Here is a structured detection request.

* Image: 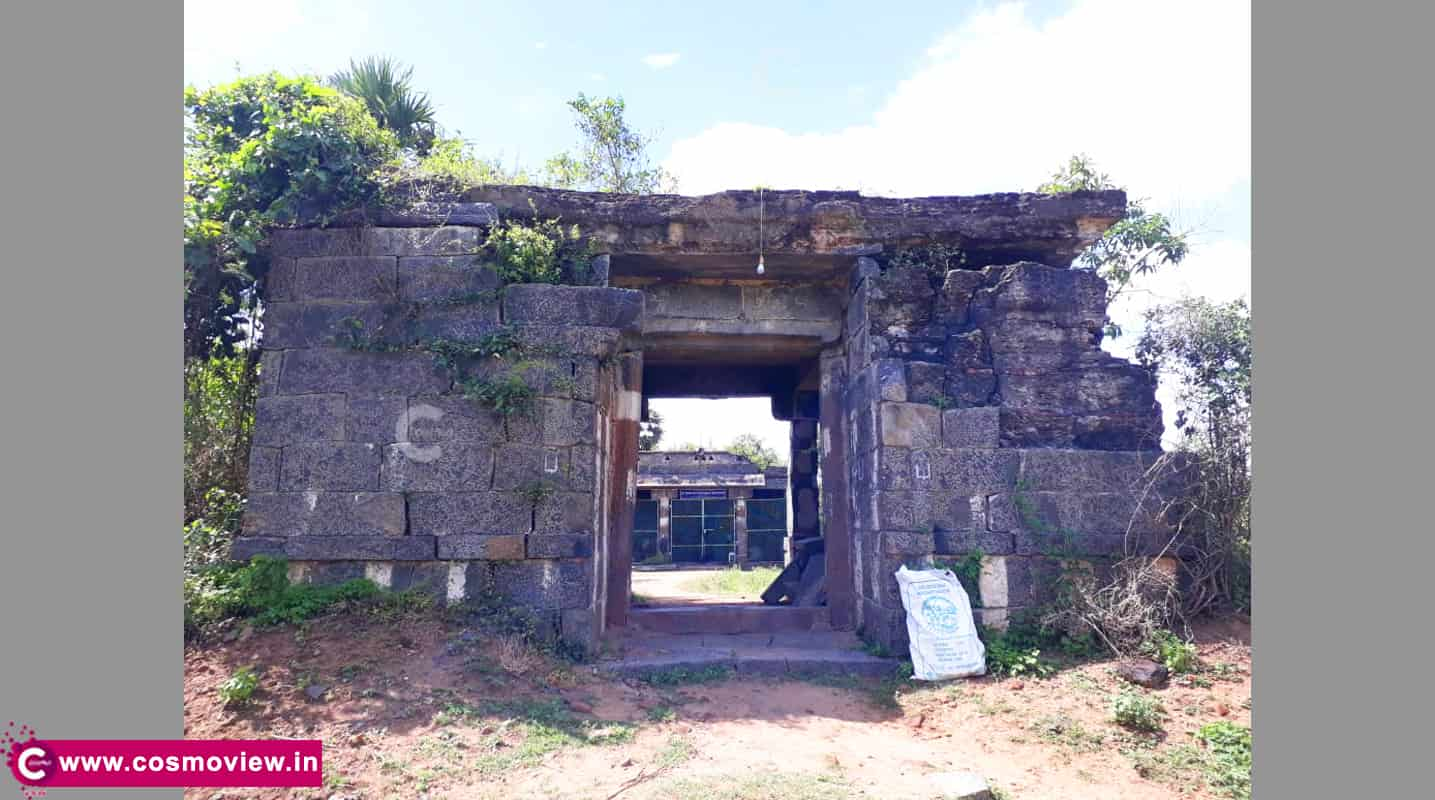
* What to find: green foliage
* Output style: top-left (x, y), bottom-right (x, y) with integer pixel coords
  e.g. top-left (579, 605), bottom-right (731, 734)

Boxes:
top-left (1196, 721), bottom-right (1253, 800)
top-left (1137, 297), bottom-right (1251, 442)
top-left (1038, 154), bottom-right (1189, 336)
top-left (938, 550), bottom-right (985, 608)
top-left (979, 622), bottom-right (1097, 678)
top-left (184, 73), bottom-right (399, 357)
top-left (409, 137), bottom-right (532, 187)
top-left (727, 433), bottom-right (784, 471)
top-left (461, 368), bottom-right (538, 418)
top-left (884, 243), bottom-right (967, 280)
top-left (329, 56), bottom-right (436, 153)
top-left (985, 639), bottom-right (1054, 679)
top-left (1137, 298), bottom-right (1252, 616)
top-left (184, 488), bottom-right (245, 575)
top-left (184, 353), bottom-right (259, 519)
top-left (544, 94), bottom-right (675, 193)
top-left (1111, 690), bottom-right (1165, 732)
top-left (486, 211), bottom-right (595, 285)
top-left (185, 556), bottom-right (380, 633)
top-left (639, 409), bottom-right (665, 450)
top-left (458, 698), bottom-right (635, 773)
top-left (518, 480), bottom-right (557, 510)
top-left (424, 329), bottom-right (522, 370)
top-left (218, 666), bottom-right (259, 707)
top-left (681, 566), bottom-right (783, 598)
top-left (637, 665), bottom-right (736, 687)
top-left (1144, 629), bottom-right (1200, 674)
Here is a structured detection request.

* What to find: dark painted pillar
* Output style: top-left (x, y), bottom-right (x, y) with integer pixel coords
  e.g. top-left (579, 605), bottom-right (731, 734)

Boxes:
top-left (788, 418), bottom-right (821, 560)
top-left (819, 347), bottom-right (856, 629)
top-left (603, 351), bottom-right (642, 630)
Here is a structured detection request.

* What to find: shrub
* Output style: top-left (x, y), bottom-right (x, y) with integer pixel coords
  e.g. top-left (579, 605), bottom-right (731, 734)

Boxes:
top-left (1145, 629), bottom-right (1200, 674)
top-left (485, 210), bottom-right (596, 286)
top-left (184, 72), bottom-right (399, 358)
top-left (185, 556), bottom-right (381, 633)
top-left (218, 666), bottom-right (259, 707)
top-left (985, 638), bottom-right (1054, 679)
top-left (183, 355), bottom-right (258, 521)
top-left (461, 369), bottom-right (538, 418)
top-left (1112, 690), bottom-right (1165, 732)
top-left (407, 137), bottom-right (532, 188)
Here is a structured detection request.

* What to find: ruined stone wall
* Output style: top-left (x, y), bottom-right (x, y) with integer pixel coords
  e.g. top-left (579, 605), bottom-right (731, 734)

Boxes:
top-left (843, 257), bottom-right (1174, 649)
top-left (233, 225), bottom-right (642, 652)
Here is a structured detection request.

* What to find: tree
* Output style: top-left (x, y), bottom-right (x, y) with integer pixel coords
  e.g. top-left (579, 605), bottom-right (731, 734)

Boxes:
top-left (1038, 154), bottom-right (1190, 336)
top-left (639, 410), bottom-right (664, 450)
top-left (1136, 297), bottom-right (1251, 615)
top-left (728, 434), bottom-right (784, 471)
top-left (544, 94), bottom-right (675, 193)
top-left (329, 56), bottom-right (438, 154)
top-left (184, 73), bottom-right (399, 359)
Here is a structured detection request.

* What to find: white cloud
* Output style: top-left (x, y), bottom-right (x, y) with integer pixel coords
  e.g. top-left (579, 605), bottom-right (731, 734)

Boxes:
top-left (642, 52), bottom-right (682, 69)
top-left (662, 0), bottom-right (1250, 448)
top-left (663, 0), bottom-right (1249, 214)
top-left (534, 41), bottom-right (548, 50)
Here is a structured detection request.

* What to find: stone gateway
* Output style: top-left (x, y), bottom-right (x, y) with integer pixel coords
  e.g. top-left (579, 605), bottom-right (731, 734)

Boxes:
top-left (236, 186), bottom-right (1182, 653)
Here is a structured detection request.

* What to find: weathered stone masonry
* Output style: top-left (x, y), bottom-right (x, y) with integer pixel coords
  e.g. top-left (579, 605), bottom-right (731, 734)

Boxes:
top-left (237, 223), bottom-right (644, 651)
top-left (236, 187), bottom-right (1182, 654)
top-left (843, 258), bottom-right (1173, 648)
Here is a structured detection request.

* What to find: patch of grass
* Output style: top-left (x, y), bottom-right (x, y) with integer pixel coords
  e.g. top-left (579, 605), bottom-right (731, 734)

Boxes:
top-left (655, 770), bottom-right (856, 800)
top-left (1031, 713), bottom-right (1107, 753)
top-left (655, 736), bottom-right (696, 770)
top-left (1112, 690), bottom-right (1166, 732)
top-left (471, 698), bottom-right (635, 773)
top-left (186, 556), bottom-right (382, 630)
top-left (631, 592), bottom-right (654, 607)
top-left (636, 664), bottom-right (736, 687)
top-left (218, 666), bottom-right (258, 707)
top-left (681, 566), bottom-right (782, 598)
top-left (1196, 721), bottom-right (1252, 800)
top-left (646, 704), bottom-right (678, 722)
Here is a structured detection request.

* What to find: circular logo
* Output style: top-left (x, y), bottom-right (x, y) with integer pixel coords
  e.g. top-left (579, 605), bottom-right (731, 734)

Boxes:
top-left (11, 740), bottom-right (57, 785)
top-left (920, 596), bottom-right (961, 634)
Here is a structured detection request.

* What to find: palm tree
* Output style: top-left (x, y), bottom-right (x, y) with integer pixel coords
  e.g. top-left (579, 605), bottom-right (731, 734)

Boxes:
top-left (329, 56), bottom-right (437, 153)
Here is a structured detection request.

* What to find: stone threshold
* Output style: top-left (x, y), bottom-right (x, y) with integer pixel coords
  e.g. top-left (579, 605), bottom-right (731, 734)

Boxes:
top-left (595, 629), bottom-right (899, 679)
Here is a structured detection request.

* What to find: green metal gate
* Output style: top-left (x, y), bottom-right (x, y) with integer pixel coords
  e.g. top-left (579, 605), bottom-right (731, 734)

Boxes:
top-left (670, 497), bottom-right (735, 564)
top-left (633, 499), bottom-right (660, 563)
top-left (745, 498), bottom-right (787, 563)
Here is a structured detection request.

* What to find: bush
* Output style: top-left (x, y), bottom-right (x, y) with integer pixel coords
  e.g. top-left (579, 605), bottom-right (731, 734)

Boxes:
top-left (485, 214), bottom-right (594, 286)
top-left (184, 355), bottom-right (258, 522)
top-left (985, 638), bottom-right (1053, 679)
top-left (407, 137), bottom-right (531, 188)
top-left (1145, 629), bottom-right (1200, 674)
top-left (185, 556), bottom-right (381, 633)
top-left (184, 72), bottom-right (399, 358)
top-left (1112, 690), bottom-right (1165, 732)
top-left (218, 666), bottom-right (259, 707)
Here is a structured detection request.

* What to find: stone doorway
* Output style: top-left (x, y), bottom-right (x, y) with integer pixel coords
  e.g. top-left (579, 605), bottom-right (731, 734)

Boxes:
top-left (599, 256), bottom-right (857, 636)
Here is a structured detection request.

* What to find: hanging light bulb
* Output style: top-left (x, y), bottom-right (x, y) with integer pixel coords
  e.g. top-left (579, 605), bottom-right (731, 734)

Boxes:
top-left (755, 187), bottom-right (766, 275)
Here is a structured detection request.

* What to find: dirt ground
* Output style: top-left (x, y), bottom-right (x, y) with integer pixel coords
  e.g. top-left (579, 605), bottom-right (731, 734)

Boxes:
top-left (185, 609), bottom-right (1251, 800)
top-left (631, 567), bottom-right (769, 605)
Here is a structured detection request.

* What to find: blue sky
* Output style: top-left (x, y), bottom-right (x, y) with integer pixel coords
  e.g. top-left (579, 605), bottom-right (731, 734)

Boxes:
top-left (187, 0), bottom-right (1250, 454)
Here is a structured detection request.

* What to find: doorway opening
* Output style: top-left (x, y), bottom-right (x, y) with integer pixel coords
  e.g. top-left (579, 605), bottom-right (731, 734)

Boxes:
top-left (631, 397), bottom-right (792, 608)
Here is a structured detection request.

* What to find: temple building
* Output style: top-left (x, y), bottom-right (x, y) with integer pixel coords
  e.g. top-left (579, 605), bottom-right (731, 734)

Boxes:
top-left (635, 451), bottom-right (789, 568)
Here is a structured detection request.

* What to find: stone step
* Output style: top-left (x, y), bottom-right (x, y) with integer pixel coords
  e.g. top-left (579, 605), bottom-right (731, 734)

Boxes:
top-left (596, 629), bottom-right (900, 679)
top-left (628, 604), bottom-right (829, 635)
